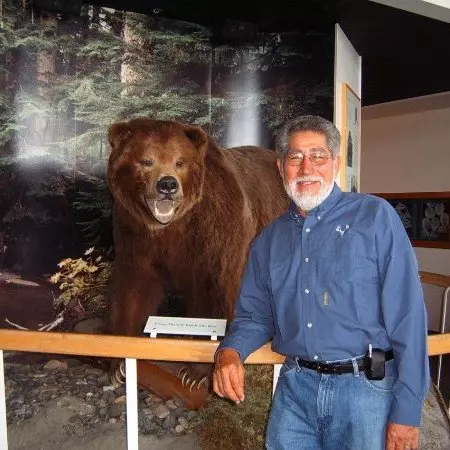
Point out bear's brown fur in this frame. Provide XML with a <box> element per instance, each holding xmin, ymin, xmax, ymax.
<box><xmin>106</xmin><ymin>118</ymin><xmax>289</xmax><ymax>406</ymax></box>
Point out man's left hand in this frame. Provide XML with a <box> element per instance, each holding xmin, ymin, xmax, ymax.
<box><xmin>386</xmin><ymin>422</ymin><xmax>419</xmax><ymax>450</ymax></box>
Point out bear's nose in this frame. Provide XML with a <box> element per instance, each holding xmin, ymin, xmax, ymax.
<box><xmin>156</xmin><ymin>176</ymin><xmax>179</xmax><ymax>195</ymax></box>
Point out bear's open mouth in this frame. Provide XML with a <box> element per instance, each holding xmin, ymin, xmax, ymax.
<box><xmin>145</xmin><ymin>198</ymin><xmax>177</xmax><ymax>224</ymax></box>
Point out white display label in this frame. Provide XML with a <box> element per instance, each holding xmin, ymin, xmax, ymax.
<box><xmin>143</xmin><ymin>316</ymin><xmax>227</xmax><ymax>340</ymax></box>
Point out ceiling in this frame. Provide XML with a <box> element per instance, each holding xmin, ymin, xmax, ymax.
<box><xmin>86</xmin><ymin>0</ymin><xmax>450</xmax><ymax>106</ymax></box>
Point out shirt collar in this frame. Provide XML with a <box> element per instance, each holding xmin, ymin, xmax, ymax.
<box><xmin>288</xmin><ymin>183</ymin><xmax>343</xmax><ymax>220</ymax></box>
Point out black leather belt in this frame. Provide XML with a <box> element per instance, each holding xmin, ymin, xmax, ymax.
<box><xmin>294</xmin><ymin>350</ymin><xmax>394</xmax><ymax>375</ymax></box>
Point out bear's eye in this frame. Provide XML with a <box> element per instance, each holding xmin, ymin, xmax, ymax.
<box><xmin>175</xmin><ymin>160</ymin><xmax>184</xmax><ymax>168</ymax></box>
<box><xmin>140</xmin><ymin>159</ymin><xmax>153</xmax><ymax>167</ymax></box>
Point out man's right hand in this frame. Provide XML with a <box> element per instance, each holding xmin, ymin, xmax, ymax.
<box><xmin>213</xmin><ymin>348</ymin><xmax>245</xmax><ymax>404</ymax></box>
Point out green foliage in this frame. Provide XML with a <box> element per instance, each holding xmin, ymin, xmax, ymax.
<box><xmin>50</xmin><ymin>247</ymin><xmax>111</xmax><ymax>316</ymax></box>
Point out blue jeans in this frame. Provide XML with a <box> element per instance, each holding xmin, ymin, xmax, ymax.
<box><xmin>266</xmin><ymin>356</ymin><xmax>397</xmax><ymax>450</ymax></box>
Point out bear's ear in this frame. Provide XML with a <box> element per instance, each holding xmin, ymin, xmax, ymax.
<box><xmin>108</xmin><ymin>122</ymin><xmax>132</xmax><ymax>150</ymax></box>
<box><xmin>183</xmin><ymin>125</ymin><xmax>207</xmax><ymax>151</ymax></box>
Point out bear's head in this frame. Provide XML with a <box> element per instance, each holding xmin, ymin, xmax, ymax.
<box><xmin>107</xmin><ymin>118</ymin><xmax>208</xmax><ymax>228</ymax></box>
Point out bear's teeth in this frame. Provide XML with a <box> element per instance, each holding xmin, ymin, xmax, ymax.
<box><xmin>154</xmin><ymin>200</ymin><xmax>175</xmax><ymax>215</ymax></box>
<box><xmin>149</xmin><ymin>199</ymin><xmax>176</xmax><ymax>224</ymax></box>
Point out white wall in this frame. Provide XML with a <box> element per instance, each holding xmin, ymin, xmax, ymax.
<box><xmin>361</xmin><ymin>92</ymin><xmax>450</xmax><ymax>331</ymax></box>
<box><xmin>334</xmin><ymin>24</ymin><xmax>361</xmax><ymax>190</ymax></box>
<box><xmin>334</xmin><ymin>24</ymin><xmax>362</xmax><ymax>125</ymax></box>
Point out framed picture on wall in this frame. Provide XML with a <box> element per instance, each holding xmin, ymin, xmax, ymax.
<box><xmin>372</xmin><ymin>192</ymin><xmax>450</xmax><ymax>249</ymax></box>
<box><xmin>340</xmin><ymin>83</ymin><xmax>361</xmax><ymax>193</ymax></box>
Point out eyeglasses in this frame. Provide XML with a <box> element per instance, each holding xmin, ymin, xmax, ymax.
<box><xmin>285</xmin><ymin>148</ymin><xmax>332</xmax><ymax>167</ymax></box>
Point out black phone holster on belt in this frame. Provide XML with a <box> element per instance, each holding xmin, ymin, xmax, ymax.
<box><xmin>365</xmin><ymin>348</ymin><xmax>393</xmax><ymax>380</ymax></box>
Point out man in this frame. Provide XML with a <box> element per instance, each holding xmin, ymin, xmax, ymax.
<box><xmin>213</xmin><ymin>115</ymin><xmax>429</xmax><ymax>450</ymax></box>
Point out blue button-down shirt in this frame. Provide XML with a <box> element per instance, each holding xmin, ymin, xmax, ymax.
<box><xmin>218</xmin><ymin>184</ymin><xmax>430</xmax><ymax>426</ymax></box>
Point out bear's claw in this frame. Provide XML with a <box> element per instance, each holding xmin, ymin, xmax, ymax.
<box><xmin>197</xmin><ymin>376</ymin><xmax>207</xmax><ymax>389</ymax></box>
<box><xmin>111</xmin><ymin>360</ymin><xmax>126</xmax><ymax>386</ymax></box>
<box><xmin>177</xmin><ymin>366</ymin><xmax>208</xmax><ymax>391</ymax></box>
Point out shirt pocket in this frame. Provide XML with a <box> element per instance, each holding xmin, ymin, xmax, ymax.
<box><xmin>335</xmin><ymin>229</ymin><xmax>378</xmax><ymax>281</ymax></box>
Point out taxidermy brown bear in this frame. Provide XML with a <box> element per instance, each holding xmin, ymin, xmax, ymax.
<box><xmin>106</xmin><ymin>118</ymin><xmax>289</xmax><ymax>408</ymax></box>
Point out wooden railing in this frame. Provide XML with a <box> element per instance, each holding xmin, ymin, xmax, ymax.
<box><xmin>0</xmin><ymin>329</ymin><xmax>448</xmax><ymax>362</ymax></box>
<box><xmin>419</xmin><ymin>271</ymin><xmax>450</xmax><ymax>289</ymax></box>
<box><xmin>419</xmin><ymin>271</ymin><xmax>450</xmax><ymax>394</ymax></box>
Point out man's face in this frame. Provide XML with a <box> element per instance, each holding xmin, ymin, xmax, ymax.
<box><xmin>277</xmin><ymin>130</ymin><xmax>340</xmax><ymax>213</ymax></box>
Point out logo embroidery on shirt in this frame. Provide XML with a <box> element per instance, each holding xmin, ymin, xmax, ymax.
<box><xmin>335</xmin><ymin>224</ymin><xmax>350</xmax><ymax>237</ymax></box>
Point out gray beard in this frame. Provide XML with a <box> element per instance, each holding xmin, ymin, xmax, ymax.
<box><xmin>285</xmin><ymin>177</ymin><xmax>334</xmax><ymax>212</ymax></box>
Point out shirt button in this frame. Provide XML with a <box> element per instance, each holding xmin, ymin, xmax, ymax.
<box><xmin>313</xmin><ymin>355</ymin><xmax>319</xmax><ymax>360</ymax></box>
<box><xmin>307</xmin><ymin>322</ymin><xmax>312</xmax><ymax>328</ymax></box>
<box><xmin>305</xmin><ymin>289</ymin><xmax>310</xmax><ymax>294</ymax></box>
<box><xmin>318</xmin><ymin>216</ymin><xmax>321</xmax><ymax>220</ymax></box>
<box><xmin>305</xmin><ymin>257</ymin><xmax>309</xmax><ymax>262</ymax></box>
<box><xmin>305</xmin><ymin>228</ymin><xmax>311</xmax><ymax>233</ymax></box>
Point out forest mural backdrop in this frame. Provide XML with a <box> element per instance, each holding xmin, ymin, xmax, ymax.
<box><xmin>0</xmin><ymin>1</ymin><xmax>333</xmax><ymax>287</ymax></box>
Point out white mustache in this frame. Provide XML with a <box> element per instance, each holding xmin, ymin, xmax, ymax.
<box><xmin>293</xmin><ymin>176</ymin><xmax>324</xmax><ymax>184</ymax></box>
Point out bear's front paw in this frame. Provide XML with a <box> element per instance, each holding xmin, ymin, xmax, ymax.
<box><xmin>178</xmin><ymin>366</ymin><xmax>210</xmax><ymax>392</ymax></box>
<box><xmin>109</xmin><ymin>359</ymin><xmax>126</xmax><ymax>386</ymax></box>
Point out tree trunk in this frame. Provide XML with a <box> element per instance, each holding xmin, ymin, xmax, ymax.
<box><xmin>35</xmin><ymin>12</ymin><xmax>57</xmax><ymax>146</ymax></box>
<box><xmin>121</xmin><ymin>11</ymin><xmax>147</xmax><ymax>97</ymax></box>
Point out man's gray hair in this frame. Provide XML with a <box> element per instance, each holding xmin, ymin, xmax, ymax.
<box><xmin>275</xmin><ymin>115</ymin><xmax>341</xmax><ymax>158</ymax></box>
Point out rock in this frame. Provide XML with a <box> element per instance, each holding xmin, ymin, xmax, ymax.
<box><xmin>175</xmin><ymin>424</ymin><xmax>185</xmax><ymax>434</ymax></box>
<box><xmin>74</xmin><ymin>318</ymin><xmax>105</xmax><ymax>334</ymax></box>
<box><xmin>114</xmin><ymin>395</ymin><xmax>127</xmax><ymax>404</ymax></box>
<box><xmin>102</xmin><ymin>385</ymin><xmax>116</xmax><ymax>392</ymax></box>
<box><xmin>178</xmin><ymin>416</ymin><xmax>189</xmax><ymax>428</ymax></box>
<box><xmin>171</xmin><ymin>407</ymin><xmax>186</xmax><ymax>420</ymax></box>
<box><xmin>39</xmin><ymin>386</ymin><xmax>59</xmax><ymax>394</ymax></box>
<box><xmin>165</xmin><ymin>399</ymin><xmax>178</xmax><ymax>410</ymax></box>
<box><xmin>43</xmin><ymin>360</ymin><xmax>68</xmax><ymax>370</ymax></box>
<box><xmin>10</xmin><ymin>395</ymin><xmax>24</xmax><ymax>405</ymax></box>
<box><xmin>103</xmin><ymin>390</ymin><xmax>116</xmax><ymax>405</ymax></box>
<box><xmin>114</xmin><ymin>386</ymin><xmax>125</xmax><ymax>396</ymax></box>
<box><xmin>107</xmin><ymin>403</ymin><xmax>124</xmax><ymax>418</ymax></box>
<box><xmin>85</xmin><ymin>367</ymin><xmax>105</xmax><ymax>376</ymax></box>
<box><xmin>97</xmin><ymin>373</ymin><xmax>110</xmax><ymax>386</ymax></box>
<box><xmin>138</xmin><ymin>412</ymin><xmax>161</xmax><ymax>435</ymax></box>
<box><xmin>61</xmin><ymin>358</ymin><xmax>82</xmax><ymax>367</ymax></box>
<box><xmin>152</xmin><ymin>403</ymin><xmax>171</xmax><ymax>419</ymax></box>
<box><xmin>68</xmin><ymin>366</ymin><xmax>86</xmax><ymax>376</ymax></box>
<box><xmin>141</xmin><ymin>407</ymin><xmax>154</xmax><ymax>419</ymax></box>
<box><xmin>162</xmin><ymin>414</ymin><xmax>177</xmax><ymax>430</ymax></box>
<box><xmin>27</xmin><ymin>372</ymin><xmax>46</xmax><ymax>378</ymax></box>
<box><xmin>144</xmin><ymin>393</ymin><xmax>164</xmax><ymax>404</ymax></box>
